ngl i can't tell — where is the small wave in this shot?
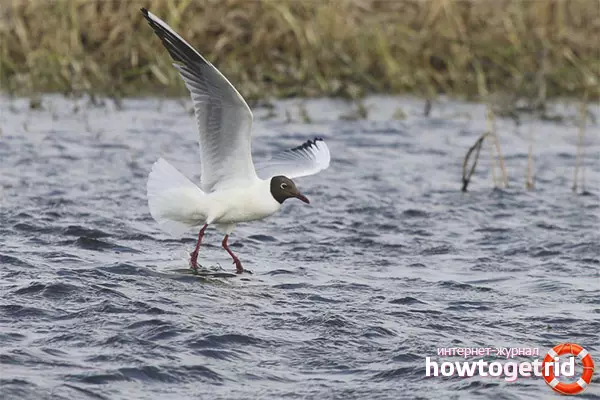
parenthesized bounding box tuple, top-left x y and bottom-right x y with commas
(0, 254, 35, 268)
(273, 283, 311, 290)
(63, 225, 110, 238)
(73, 237, 141, 253)
(125, 319, 183, 341)
(7, 212, 34, 220)
(0, 332, 26, 344)
(49, 384, 109, 400)
(371, 366, 417, 381)
(188, 333, 270, 349)
(320, 282, 375, 292)
(91, 285, 130, 300)
(406, 309, 444, 316)
(247, 234, 278, 242)
(193, 348, 243, 361)
(389, 296, 427, 305)
(526, 279, 565, 293)
(437, 280, 493, 292)
(420, 245, 454, 255)
(581, 258, 599, 265)
(474, 226, 512, 233)
(265, 269, 295, 275)
(67, 364, 225, 384)
(0, 304, 57, 319)
(118, 233, 154, 240)
(45, 197, 75, 207)
(13, 282, 81, 299)
(361, 326, 397, 338)
(99, 263, 146, 275)
(306, 294, 343, 303)
(12, 223, 57, 233)
(532, 248, 561, 257)
(1, 349, 82, 368)
(0, 379, 42, 400)
(297, 313, 357, 330)
(445, 304, 492, 311)
(41, 347, 69, 357)
(391, 352, 422, 362)
(401, 209, 429, 218)
(43, 251, 84, 262)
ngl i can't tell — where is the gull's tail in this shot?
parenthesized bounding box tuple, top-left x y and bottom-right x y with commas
(146, 158, 205, 237)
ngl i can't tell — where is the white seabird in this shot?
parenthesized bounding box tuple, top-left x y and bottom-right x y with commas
(142, 9, 331, 274)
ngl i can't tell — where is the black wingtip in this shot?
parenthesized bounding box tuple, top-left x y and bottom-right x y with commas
(290, 138, 324, 152)
(140, 8, 150, 22)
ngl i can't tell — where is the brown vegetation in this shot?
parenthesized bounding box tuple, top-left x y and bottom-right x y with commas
(1, 0, 599, 100)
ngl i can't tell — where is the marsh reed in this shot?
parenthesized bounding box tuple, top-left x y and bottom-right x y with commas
(1, 0, 599, 100)
(526, 123, 535, 190)
(572, 98, 589, 193)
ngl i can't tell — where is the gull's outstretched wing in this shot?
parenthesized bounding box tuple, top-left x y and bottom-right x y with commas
(142, 8, 257, 193)
(254, 138, 331, 180)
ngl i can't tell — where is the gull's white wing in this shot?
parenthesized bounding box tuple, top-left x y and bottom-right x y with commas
(142, 9, 257, 193)
(255, 138, 331, 180)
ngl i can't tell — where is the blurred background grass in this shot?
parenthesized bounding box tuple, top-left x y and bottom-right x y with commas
(1, 0, 598, 102)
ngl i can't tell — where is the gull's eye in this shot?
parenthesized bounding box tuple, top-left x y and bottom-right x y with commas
(280, 182, 288, 190)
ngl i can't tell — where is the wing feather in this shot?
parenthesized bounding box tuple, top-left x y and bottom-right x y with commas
(255, 138, 331, 180)
(141, 8, 257, 192)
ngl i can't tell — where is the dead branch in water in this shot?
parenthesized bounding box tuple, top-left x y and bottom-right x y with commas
(462, 132, 490, 192)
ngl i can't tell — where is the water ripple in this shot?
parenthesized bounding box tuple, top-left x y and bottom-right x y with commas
(1, 96, 599, 400)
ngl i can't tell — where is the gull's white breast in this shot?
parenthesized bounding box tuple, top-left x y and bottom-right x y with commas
(203, 179, 281, 224)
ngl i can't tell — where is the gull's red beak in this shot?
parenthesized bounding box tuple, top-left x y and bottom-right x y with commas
(295, 192, 310, 204)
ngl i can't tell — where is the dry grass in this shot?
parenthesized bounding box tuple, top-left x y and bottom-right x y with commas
(1, 0, 599, 100)
(486, 107, 509, 188)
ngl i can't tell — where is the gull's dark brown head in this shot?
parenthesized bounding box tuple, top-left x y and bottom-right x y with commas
(270, 176, 309, 204)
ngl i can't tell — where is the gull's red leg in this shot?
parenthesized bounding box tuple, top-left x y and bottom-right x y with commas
(189, 224, 208, 272)
(221, 235, 248, 274)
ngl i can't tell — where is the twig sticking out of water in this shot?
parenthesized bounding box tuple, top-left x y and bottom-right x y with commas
(526, 123, 535, 190)
(424, 99, 432, 117)
(485, 108, 499, 187)
(487, 107, 509, 188)
(462, 132, 490, 192)
(356, 101, 368, 120)
(340, 99, 369, 121)
(259, 108, 277, 121)
(393, 107, 407, 120)
(29, 96, 43, 110)
(487, 131, 499, 188)
(572, 99, 588, 193)
(83, 113, 92, 133)
(299, 103, 312, 123)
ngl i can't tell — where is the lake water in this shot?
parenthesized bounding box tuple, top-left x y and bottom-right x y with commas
(0, 95, 599, 400)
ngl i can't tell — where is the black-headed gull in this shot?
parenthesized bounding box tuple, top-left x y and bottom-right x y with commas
(142, 9, 331, 274)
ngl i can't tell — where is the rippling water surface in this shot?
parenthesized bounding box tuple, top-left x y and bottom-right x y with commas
(1, 95, 599, 400)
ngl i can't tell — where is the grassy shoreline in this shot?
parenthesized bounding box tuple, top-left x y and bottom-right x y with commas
(1, 0, 599, 102)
